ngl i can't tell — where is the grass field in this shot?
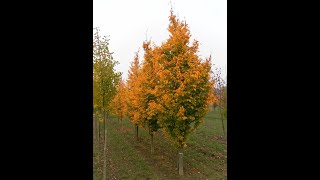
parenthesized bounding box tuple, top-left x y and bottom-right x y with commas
(93, 108, 227, 179)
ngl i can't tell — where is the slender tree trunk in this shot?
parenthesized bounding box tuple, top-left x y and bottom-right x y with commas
(220, 107, 226, 136)
(119, 112, 122, 129)
(221, 118, 225, 136)
(135, 124, 139, 141)
(97, 115, 100, 162)
(150, 132, 154, 154)
(178, 147, 184, 175)
(94, 114, 100, 164)
(103, 110, 107, 180)
(94, 113, 98, 142)
(93, 114, 96, 142)
(219, 91, 226, 136)
(98, 116, 100, 149)
(120, 112, 123, 124)
(96, 115, 99, 144)
(103, 112, 106, 143)
(134, 124, 136, 139)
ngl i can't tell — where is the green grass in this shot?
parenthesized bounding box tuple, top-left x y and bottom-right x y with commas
(94, 108, 227, 179)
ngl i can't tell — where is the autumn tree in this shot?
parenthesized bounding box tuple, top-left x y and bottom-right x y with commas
(110, 78, 127, 123)
(126, 51, 142, 141)
(138, 41, 164, 154)
(156, 10, 215, 175)
(213, 67, 227, 136)
(93, 27, 121, 180)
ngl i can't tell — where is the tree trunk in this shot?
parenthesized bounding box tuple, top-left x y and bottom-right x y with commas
(135, 124, 139, 141)
(219, 92, 226, 136)
(94, 114, 100, 163)
(93, 114, 96, 142)
(98, 116, 100, 149)
(119, 113, 121, 127)
(220, 108, 226, 136)
(221, 118, 225, 136)
(178, 147, 184, 175)
(94, 114, 98, 142)
(150, 132, 154, 154)
(102, 110, 107, 180)
(104, 111, 107, 143)
(97, 116, 100, 162)
(120, 112, 123, 124)
(97, 116, 99, 144)
(134, 125, 136, 139)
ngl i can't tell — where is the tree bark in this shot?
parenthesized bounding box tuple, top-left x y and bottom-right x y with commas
(102, 110, 107, 180)
(97, 115, 100, 162)
(134, 124, 136, 139)
(220, 107, 226, 136)
(221, 118, 225, 136)
(219, 90, 226, 136)
(178, 147, 184, 175)
(93, 114, 96, 142)
(97, 115, 99, 144)
(98, 116, 100, 149)
(151, 132, 154, 154)
(120, 112, 123, 124)
(135, 124, 139, 141)
(103, 111, 106, 143)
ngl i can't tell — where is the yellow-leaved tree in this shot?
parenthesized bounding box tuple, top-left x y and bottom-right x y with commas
(157, 10, 215, 175)
(93, 27, 121, 180)
(126, 51, 143, 141)
(138, 40, 164, 154)
(110, 78, 127, 123)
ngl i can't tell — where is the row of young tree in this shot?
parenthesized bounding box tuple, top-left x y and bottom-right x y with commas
(93, 9, 227, 178)
(93, 27, 122, 180)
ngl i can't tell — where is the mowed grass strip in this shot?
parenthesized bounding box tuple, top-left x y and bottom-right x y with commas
(94, 108, 227, 179)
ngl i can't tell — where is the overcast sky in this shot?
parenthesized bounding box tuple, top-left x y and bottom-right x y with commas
(93, 0, 227, 81)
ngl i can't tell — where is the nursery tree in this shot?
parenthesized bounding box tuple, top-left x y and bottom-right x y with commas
(157, 10, 215, 175)
(213, 67, 227, 135)
(126, 51, 142, 141)
(139, 41, 164, 154)
(111, 78, 127, 123)
(93, 27, 121, 180)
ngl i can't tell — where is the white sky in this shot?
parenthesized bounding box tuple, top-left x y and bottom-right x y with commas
(93, 0, 227, 81)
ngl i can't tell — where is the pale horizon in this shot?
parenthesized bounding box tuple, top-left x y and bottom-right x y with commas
(93, 0, 227, 82)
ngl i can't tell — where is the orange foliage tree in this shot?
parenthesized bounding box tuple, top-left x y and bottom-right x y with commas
(138, 41, 164, 154)
(110, 78, 127, 123)
(124, 9, 215, 175)
(156, 9, 215, 175)
(126, 51, 143, 141)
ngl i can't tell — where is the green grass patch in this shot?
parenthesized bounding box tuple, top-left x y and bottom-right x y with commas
(94, 108, 227, 179)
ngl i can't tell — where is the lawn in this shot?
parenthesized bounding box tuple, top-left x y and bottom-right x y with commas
(93, 108, 227, 179)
